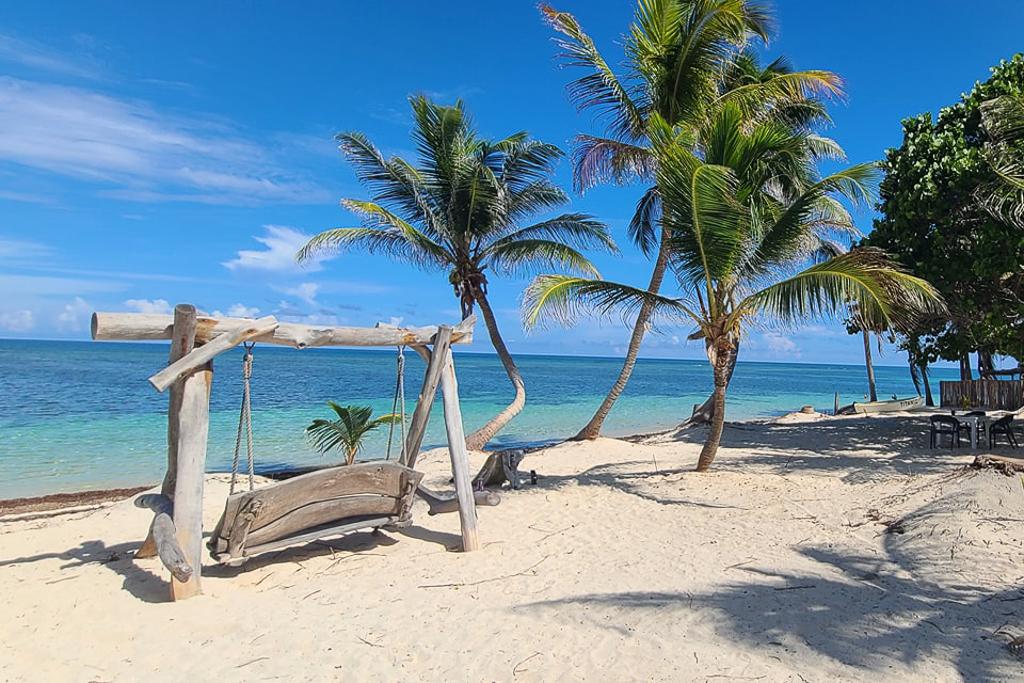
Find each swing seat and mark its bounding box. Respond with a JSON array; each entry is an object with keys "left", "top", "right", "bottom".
[{"left": 208, "top": 461, "right": 422, "bottom": 563}]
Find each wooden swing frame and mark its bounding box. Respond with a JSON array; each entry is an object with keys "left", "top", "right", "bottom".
[{"left": 92, "top": 303, "right": 483, "bottom": 601}]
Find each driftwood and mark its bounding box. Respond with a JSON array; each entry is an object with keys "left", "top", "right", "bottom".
[
  {"left": 93, "top": 312, "right": 474, "bottom": 349},
  {"left": 170, "top": 312, "right": 212, "bottom": 600},
  {"left": 148, "top": 316, "right": 279, "bottom": 391},
  {"left": 208, "top": 462, "right": 422, "bottom": 561},
  {"left": 134, "top": 494, "right": 193, "bottom": 582},
  {"left": 972, "top": 454, "right": 1024, "bottom": 475},
  {"left": 438, "top": 342, "right": 480, "bottom": 551},
  {"left": 402, "top": 329, "right": 451, "bottom": 470},
  {"left": 417, "top": 485, "right": 501, "bottom": 516},
  {"left": 138, "top": 304, "right": 197, "bottom": 559}
]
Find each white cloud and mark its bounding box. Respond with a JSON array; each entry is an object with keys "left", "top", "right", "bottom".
[
  {"left": 124, "top": 298, "right": 172, "bottom": 314},
  {"left": 55, "top": 296, "right": 91, "bottom": 331},
  {"left": 0, "top": 309, "right": 33, "bottom": 332},
  {"left": 0, "top": 78, "right": 330, "bottom": 205},
  {"left": 277, "top": 282, "right": 320, "bottom": 306},
  {"left": 388, "top": 316, "right": 404, "bottom": 327},
  {"left": 224, "top": 226, "right": 332, "bottom": 273},
  {"left": 763, "top": 332, "right": 799, "bottom": 354},
  {"left": 225, "top": 303, "right": 260, "bottom": 318},
  {"left": 0, "top": 33, "right": 100, "bottom": 79}
]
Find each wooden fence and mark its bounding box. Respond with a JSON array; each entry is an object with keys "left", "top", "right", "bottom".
[{"left": 939, "top": 379, "right": 1024, "bottom": 410}]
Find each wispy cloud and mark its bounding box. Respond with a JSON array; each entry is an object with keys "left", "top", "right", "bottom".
[
  {"left": 0, "top": 33, "right": 101, "bottom": 79},
  {"left": 0, "top": 273, "right": 127, "bottom": 296},
  {"left": 0, "top": 236, "right": 52, "bottom": 263},
  {"left": 0, "top": 78, "right": 331, "bottom": 205},
  {"left": 223, "top": 225, "right": 332, "bottom": 273}
]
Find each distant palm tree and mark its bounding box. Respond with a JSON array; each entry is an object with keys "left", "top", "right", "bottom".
[
  {"left": 299, "top": 96, "right": 616, "bottom": 449},
  {"left": 306, "top": 402, "right": 400, "bottom": 465},
  {"left": 542, "top": 0, "right": 844, "bottom": 440},
  {"left": 525, "top": 106, "right": 943, "bottom": 471},
  {"left": 981, "top": 94, "right": 1024, "bottom": 229}
]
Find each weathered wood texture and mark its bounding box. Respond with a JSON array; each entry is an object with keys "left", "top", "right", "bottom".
[
  {"left": 208, "top": 462, "right": 422, "bottom": 561},
  {"left": 940, "top": 380, "right": 1024, "bottom": 411},
  {"left": 138, "top": 304, "right": 197, "bottom": 559},
  {"left": 148, "top": 316, "right": 278, "bottom": 391},
  {"left": 134, "top": 494, "right": 193, "bottom": 582},
  {"left": 93, "top": 312, "right": 474, "bottom": 348},
  {"left": 417, "top": 485, "right": 501, "bottom": 516},
  {"left": 972, "top": 454, "right": 1024, "bottom": 475},
  {"left": 402, "top": 330, "right": 452, "bottom": 470},
  {"left": 170, "top": 349, "right": 212, "bottom": 601},
  {"left": 438, "top": 342, "right": 480, "bottom": 551}
]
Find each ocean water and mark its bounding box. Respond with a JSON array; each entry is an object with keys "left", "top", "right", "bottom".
[{"left": 0, "top": 339, "right": 958, "bottom": 499}]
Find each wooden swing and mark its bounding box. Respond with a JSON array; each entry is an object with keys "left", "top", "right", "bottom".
[
  {"left": 206, "top": 343, "right": 422, "bottom": 564},
  {"left": 93, "top": 303, "right": 490, "bottom": 601}
]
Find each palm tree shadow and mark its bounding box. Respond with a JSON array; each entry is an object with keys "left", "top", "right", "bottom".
[
  {"left": 517, "top": 544, "right": 1023, "bottom": 679},
  {"left": 0, "top": 539, "right": 170, "bottom": 603}
]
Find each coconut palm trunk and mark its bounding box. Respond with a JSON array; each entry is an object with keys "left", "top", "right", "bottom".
[
  {"left": 862, "top": 330, "right": 878, "bottom": 402},
  {"left": 677, "top": 339, "right": 740, "bottom": 430},
  {"left": 574, "top": 230, "right": 671, "bottom": 440},
  {"left": 696, "top": 336, "right": 735, "bottom": 472},
  {"left": 465, "top": 290, "right": 527, "bottom": 450}
]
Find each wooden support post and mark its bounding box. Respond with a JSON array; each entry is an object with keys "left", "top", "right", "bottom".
[
  {"left": 402, "top": 326, "right": 453, "bottom": 470},
  {"left": 134, "top": 494, "right": 192, "bottom": 582},
  {"left": 437, "top": 337, "right": 479, "bottom": 552},
  {"left": 170, "top": 306, "right": 213, "bottom": 600},
  {"left": 138, "top": 304, "right": 197, "bottom": 559}
]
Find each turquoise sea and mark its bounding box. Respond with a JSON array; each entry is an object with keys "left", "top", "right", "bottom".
[{"left": 0, "top": 339, "right": 959, "bottom": 499}]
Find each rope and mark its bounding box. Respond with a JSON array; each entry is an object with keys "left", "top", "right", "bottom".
[
  {"left": 385, "top": 346, "right": 407, "bottom": 461},
  {"left": 230, "top": 342, "right": 256, "bottom": 495}
]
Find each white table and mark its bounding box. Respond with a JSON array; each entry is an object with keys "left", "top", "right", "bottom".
[{"left": 957, "top": 415, "right": 989, "bottom": 449}]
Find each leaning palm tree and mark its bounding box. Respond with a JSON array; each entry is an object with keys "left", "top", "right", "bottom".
[
  {"left": 524, "top": 109, "right": 943, "bottom": 471},
  {"left": 306, "top": 402, "right": 400, "bottom": 465},
  {"left": 298, "top": 96, "right": 616, "bottom": 449},
  {"left": 542, "top": 0, "right": 844, "bottom": 440}
]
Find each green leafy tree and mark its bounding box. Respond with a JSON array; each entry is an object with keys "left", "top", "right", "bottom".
[
  {"left": 542, "top": 0, "right": 845, "bottom": 439},
  {"left": 868, "top": 55, "right": 1024, "bottom": 370},
  {"left": 525, "top": 107, "right": 942, "bottom": 471},
  {"left": 306, "top": 402, "right": 400, "bottom": 465},
  {"left": 299, "top": 96, "right": 615, "bottom": 449}
]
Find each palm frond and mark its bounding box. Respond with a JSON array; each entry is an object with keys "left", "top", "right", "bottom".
[
  {"left": 629, "top": 186, "right": 662, "bottom": 257},
  {"left": 736, "top": 248, "right": 944, "bottom": 332},
  {"left": 573, "top": 135, "right": 655, "bottom": 192},
  {"left": 482, "top": 214, "right": 617, "bottom": 254},
  {"left": 542, "top": 4, "right": 646, "bottom": 139},
  {"left": 521, "top": 274, "right": 697, "bottom": 329},
  {"left": 487, "top": 240, "right": 601, "bottom": 278},
  {"left": 297, "top": 199, "right": 452, "bottom": 268}
]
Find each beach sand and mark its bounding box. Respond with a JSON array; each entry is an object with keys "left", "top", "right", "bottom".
[{"left": 2, "top": 412, "right": 1023, "bottom": 681}]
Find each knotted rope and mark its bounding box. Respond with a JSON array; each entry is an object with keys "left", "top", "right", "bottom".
[
  {"left": 229, "top": 342, "right": 256, "bottom": 495},
  {"left": 385, "top": 346, "right": 407, "bottom": 461}
]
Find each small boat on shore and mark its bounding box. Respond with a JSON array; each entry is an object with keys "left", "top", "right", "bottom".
[{"left": 838, "top": 395, "right": 925, "bottom": 415}]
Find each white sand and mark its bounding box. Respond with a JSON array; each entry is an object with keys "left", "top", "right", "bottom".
[{"left": 2, "top": 413, "right": 1023, "bottom": 681}]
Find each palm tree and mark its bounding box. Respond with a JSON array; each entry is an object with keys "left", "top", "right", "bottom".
[
  {"left": 298, "top": 96, "right": 616, "bottom": 450},
  {"left": 524, "top": 107, "right": 943, "bottom": 471},
  {"left": 542, "top": 0, "right": 844, "bottom": 440},
  {"left": 306, "top": 402, "right": 400, "bottom": 465},
  {"left": 980, "top": 94, "right": 1024, "bottom": 229}
]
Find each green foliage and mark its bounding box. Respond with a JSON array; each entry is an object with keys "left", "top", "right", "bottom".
[
  {"left": 298, "top": 96, "right": 616, "bottom": 318},
  {"left": 867, "top": 55, "right": 1024, "bottom": 363},
  {"left": 305, "top": 402, "right": 400, "bottom": 466}
]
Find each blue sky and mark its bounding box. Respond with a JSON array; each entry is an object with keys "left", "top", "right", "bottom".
[{"left": 0, "top": 1, "right": 1021, "bottom": 365}]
